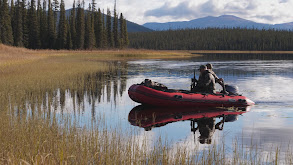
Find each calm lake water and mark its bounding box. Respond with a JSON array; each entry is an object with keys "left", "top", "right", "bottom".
[{"left": 50, "top": 54, "right": 293, "bottom": 153}]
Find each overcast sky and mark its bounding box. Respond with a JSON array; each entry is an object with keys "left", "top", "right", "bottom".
[{"left": 65, "top": 0, "right": 293, "bottom": 25}]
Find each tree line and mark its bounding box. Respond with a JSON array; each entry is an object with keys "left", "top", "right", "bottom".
[
  {"left": 0, "top": 0, "right": 129, "bottom": 50},
  {"left": 129, "top": 28, "right": 293, "bottom": 51}
]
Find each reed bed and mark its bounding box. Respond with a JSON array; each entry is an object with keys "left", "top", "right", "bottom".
[
  {"left": 0, "top": 44, "right": 194, "bottom": 68},
  {"left": 1, "top": 107, "right": 292, "bottom": 164}
]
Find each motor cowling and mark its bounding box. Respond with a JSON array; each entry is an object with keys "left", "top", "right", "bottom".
[{"left": 225, "top": 85, "right": 239, "bottom": 95}]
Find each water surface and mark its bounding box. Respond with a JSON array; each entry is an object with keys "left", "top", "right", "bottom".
[{"left": 21, "top": 54, "right": 293, "bottom": 154}]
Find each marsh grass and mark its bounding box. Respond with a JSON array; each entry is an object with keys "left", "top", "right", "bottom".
[{"left": 1, "top": 44, "right": 293, "bottom": 164}]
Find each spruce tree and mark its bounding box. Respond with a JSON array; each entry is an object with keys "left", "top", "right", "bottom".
[
  {"left": 0, "top": 0, "right": 2, "bottom": 43},
  {"left": 76, "top": 0, "right": 85, "bottom": 49},
  {"left": 0, "top": 0, "right": 14, "bottom": 45},
  {"left": 53, "top": 0, "right": 59, "bottom": 35},
  {"left": 22, "top": 0, "right": 29, "bottom": 47},
  {"left": 57, "top": 0, "right": 67, "bottom": 49},
  {"left": 123, "top": 16, "right": 129, "bottom": 47},
  {"left": 119, "top": 13, "right": 124, "bottom": 48},
  {"left": 28, "top": 0, "right": 40, "bottom": 49},
  {"left": 95, "top": 8, "right": 103, "bottom": 48},
  {"left": 14, "top": 0, "right": 23, "bottom": 46},
  {"left": 37, "top": 0, "right": 42, "bottom": 47},
  {"left": 10, "top": 0, "right": 15, "bottom": 43},
  {"left": 10, "top": 0, "right": 15, "bottom": 16},
  {"left": 66, "top": 18, "right": 73, "bottom": 49},
  {"left": 40, "top": 0, "right": 48, "bottom": 48},
  {"left": 47, "top": 0, "right": 56, "bottom": 49},
  {"left": 101, "top": 9, "right": 107, "bottom": 48},
  {"left": 106, "top": 8, "right": 113, "bottom": 48},
  {"left": 84, "top": 3, "right": 95, "bottom": 49},
  {"left": 37, "top": 0, "right": 41, "bottom": 17},
  {"left": 70, "top": 0, "right": 76, "bottom": 49},
  {"left": 91, "top": 0, "right": 96, "bottom": 11},
  {"left": 113, "top": 1, "right": 119, "bottom": 48},
  {"left": 119, "top": 13, "right": 128, "bottom": 48}
]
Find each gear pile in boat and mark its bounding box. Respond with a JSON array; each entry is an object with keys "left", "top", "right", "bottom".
[{"left": 140, "top": 79, "right": 168, "bottom": 91}]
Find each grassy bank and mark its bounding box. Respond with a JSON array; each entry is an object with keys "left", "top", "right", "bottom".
[
  {"left": 0, "top": 44, "right": 292, "bottom": 164},
  {"left": 0, "top": 44, "right": 194, "bottom": 68}
]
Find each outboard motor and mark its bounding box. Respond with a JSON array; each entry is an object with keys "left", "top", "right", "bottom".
[{"left": 225, "top": 85, "right": 239, "bottom": 95}]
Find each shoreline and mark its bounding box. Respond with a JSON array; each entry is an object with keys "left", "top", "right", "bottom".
[
  {"left": 1, "top": 43, "right": 293, "bottom": 69},
  {"left": 189, "top": 50, "right": 293, "bottom": 54}
]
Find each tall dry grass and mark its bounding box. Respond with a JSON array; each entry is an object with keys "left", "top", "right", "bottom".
[
  {"left": 0, "top": 44, "right": 194, "bottom": 67},
  {"left": 1, "top": 107, "right": 292, "bottom": 164}
]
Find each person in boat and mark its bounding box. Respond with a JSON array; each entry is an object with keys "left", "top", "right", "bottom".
[
  {"left": 206, "top": 63, "right": 224, "bottom": 85},
  {"left": 206, "top": 63, "right": 228, "bottom": 94},
  {"left": 193, "top": 65, "right": 216, "bottom": 94}
]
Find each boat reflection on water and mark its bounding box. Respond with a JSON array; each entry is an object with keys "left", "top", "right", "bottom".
[{"left": 128, "top": 105, "right": 251, "bottom": 144}]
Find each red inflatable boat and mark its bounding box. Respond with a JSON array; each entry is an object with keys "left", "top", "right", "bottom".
[{"left": 128, "top": 84, "right": 255, "bottom": 107}]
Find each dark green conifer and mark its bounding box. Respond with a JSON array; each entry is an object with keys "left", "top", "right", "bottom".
[
  {"left": 47, "top": 0, "right": 56, "bottom": 49},
  {"left": 10, "top": 0, "right": 15, "bottom": 43},
  {"left": 84, "top": 3, "right": 95, "bottom": 49},
  {"left": 57, "top": 0, "right": 67, "bottom": 49},
  {"left": 70, "top": 0, "right": 76, "bottom": 49},
  {"left": 113, "top": 0, "right": 119, "bottom": 48},
  {"left": 119, "top": 13, "right": 124, "bottom": 48},
  {"left": 119, "top": 13, "right": 128, "bottom": 48},
  {"left": 28, "top": 0, "right": 40, "bottom": 49},
  {"left": 106, "top": 8, "right": 113, "bottom": 48},
  {"left": 53, "top": 0, "right": 59, "bottom": 35},
  {"left": 123, "top": 16, "right": 129, "bottom": 47},
  {"left": 0, "top": 0, "right": 14, "bottom": 45},
  {"left": 76, "top": 0, "right": 85, "bottom": 49},
  {"left": 0, "top": 0, "right": 2, "bottom": 43},
  {"left": 14, "top": 0, "right": 23, "bottom": 46},
  {"left": 95, "top": 8, "right": 103, "bottom": 48},
  {"left": 22, "top": 0, "right": 29, "bottom": 47},
  {"left": 66, "top": 18, "right": 73, "bottom": 49},
  {"left": 36, "top": 0, "right": 42, "bottom": 47},
  {"left": 101, "top": 9, "right": 107, "bottom": 48},
  {"left": 40, "top": 0, "right": 48, "bottom": 48}
]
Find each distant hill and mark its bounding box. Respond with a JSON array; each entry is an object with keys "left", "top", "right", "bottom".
[
  {"left": 64, "top": 9, "right": 152, "bottom": 32},
  {"left": 126, "top": 21, "right": 153, "bottom": 32},
  {"left": 143, "top": 15, "right": 293, "bottom": 31}
]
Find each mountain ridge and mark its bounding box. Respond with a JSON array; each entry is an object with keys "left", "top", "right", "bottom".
[
  {"left": 143, "top": 15, "right": 293, "bottom": 31},
  {"left": 64, "top": 9, "right": 152, "bottom": 32}
]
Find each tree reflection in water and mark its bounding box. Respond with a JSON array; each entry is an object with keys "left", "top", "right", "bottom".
[{"left": 4, "top": 61, "right": 129, "bottom": 120}]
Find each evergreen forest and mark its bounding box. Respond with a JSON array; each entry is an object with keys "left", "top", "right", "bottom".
[
  {"left": 129, "top": 28, "right": 293, "bottom": 51},
  {"left": 0, "top": 0, "right": 129, "bottom": 50}
]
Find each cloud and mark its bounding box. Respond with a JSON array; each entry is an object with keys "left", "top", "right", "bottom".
[
  {"left": 145, "top": 1, "right": 194, "bottom": 19},
  {"left": 62, "top": 0, "right": 293, "bottom": 25},
  {"left": 144, "top": 0, "right": 293, "bottom": 24}
]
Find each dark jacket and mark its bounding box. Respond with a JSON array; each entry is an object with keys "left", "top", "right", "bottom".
[{"left": 195, "top": 70, "right": 216, "bottom": 93}]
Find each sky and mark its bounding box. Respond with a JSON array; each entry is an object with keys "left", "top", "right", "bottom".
[{"left": 65, "top": 0, "right": 293, "bottom": 25}]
